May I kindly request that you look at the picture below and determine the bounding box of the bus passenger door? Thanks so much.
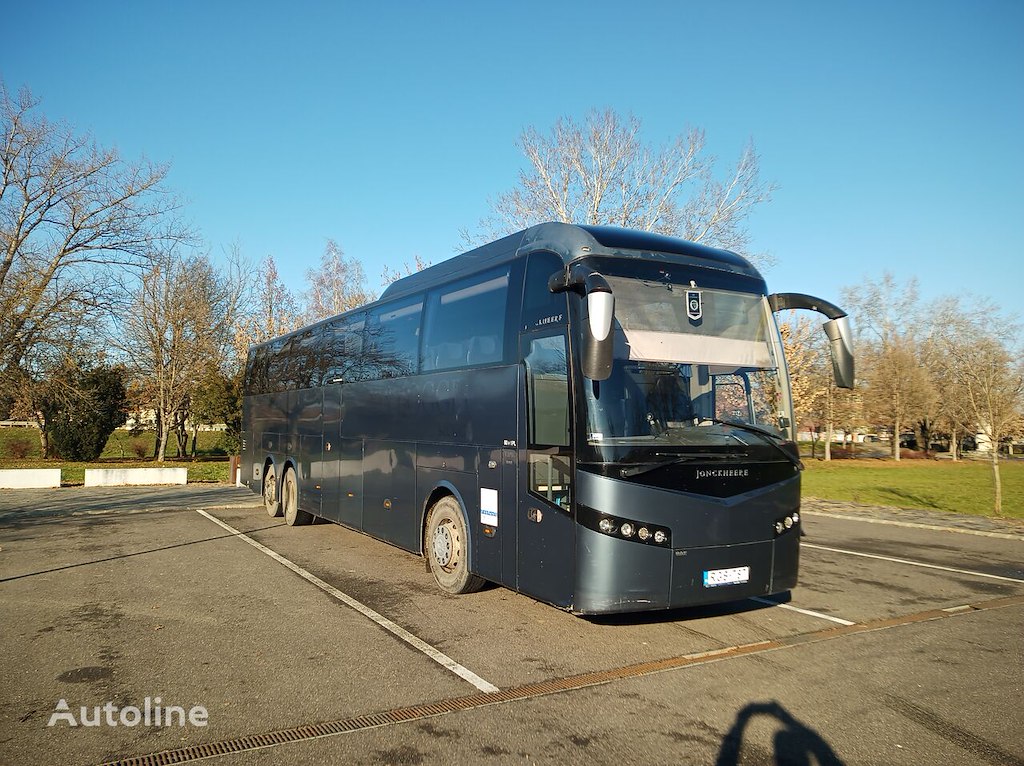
[517,333,576,607]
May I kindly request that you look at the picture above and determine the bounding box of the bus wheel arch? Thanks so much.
[263,459,282,518]
[424,493,484,595]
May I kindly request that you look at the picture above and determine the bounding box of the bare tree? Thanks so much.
[843,274,934,460]
[780,315,829,456]
[928,298,1023,514]
[117,249,243,462]
[381,254,430,287]
[468,109,775,263]
[0,82,183,382]
[301,239,370,323]
[231,253,301,364]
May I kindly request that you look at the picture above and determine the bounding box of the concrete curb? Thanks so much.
[0,469,61,489]
[83,467,188,487]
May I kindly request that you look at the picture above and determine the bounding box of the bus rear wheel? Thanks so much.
[426,496,484,595]
[282,467,313,526]
[264,464,282,518]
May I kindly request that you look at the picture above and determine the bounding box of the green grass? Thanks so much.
[801,459,1024,519]
[0,427,231,484]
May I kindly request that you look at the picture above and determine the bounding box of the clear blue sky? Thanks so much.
[3,1,1022,316]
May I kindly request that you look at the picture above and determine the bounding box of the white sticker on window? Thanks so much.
[480,488,498,527]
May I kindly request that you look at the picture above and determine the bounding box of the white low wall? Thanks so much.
[84,468,188,487]
[0,469,62,489]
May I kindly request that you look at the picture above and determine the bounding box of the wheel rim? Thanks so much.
[264,470,278,514]
[284,474,296,522]
[432,521,456,569]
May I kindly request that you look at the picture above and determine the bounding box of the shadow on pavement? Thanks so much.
[716,700,845,766]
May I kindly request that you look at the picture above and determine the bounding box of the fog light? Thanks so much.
[599,518,615,534]
[775,521,785,534]
[653,530,668,544]
[620,522,635,538]
[784,516,794,529]
[792,512,800,524]
[637,527,651,541]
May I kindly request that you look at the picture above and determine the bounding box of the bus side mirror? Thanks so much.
[550,264,614,381]
[823,315,855,389]
[768,292,856,389]
[583,290,614,381]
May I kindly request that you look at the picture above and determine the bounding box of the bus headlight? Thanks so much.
[774,512,801,537]
[579,506,670,546]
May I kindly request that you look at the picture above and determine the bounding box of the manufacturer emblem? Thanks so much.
[686,290,703,321]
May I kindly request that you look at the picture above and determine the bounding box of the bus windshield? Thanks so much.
[581,278,792,465]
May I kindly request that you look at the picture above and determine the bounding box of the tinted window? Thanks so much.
[265,338,290,391]
[290,327,324,389]
[525,334,570,447]
[522,251,567,331]
[243,346,268,395]
[364,296,422,379]
[322,313,366,385]
[524,333,572,508]
[422,267,509,372]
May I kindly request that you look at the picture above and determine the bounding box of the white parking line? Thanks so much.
[195,509,500,694]
[801,510,1024,542]
[748,597,856,626]
[803,543,1024,584]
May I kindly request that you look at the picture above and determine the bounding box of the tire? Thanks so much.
[425,496,484,595]
[282,467,313,527]
[263,463,283,518]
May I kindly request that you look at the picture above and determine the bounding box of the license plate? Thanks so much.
[703,566,750,588]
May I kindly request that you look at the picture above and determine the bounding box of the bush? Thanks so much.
[131,440,149,458]
[43,365,129,461]
[6,437,32,459]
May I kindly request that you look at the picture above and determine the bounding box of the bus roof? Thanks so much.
[379,222,762,302]
[249,223,764,354]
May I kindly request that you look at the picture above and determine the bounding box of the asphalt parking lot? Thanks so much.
[1,486,1022,765]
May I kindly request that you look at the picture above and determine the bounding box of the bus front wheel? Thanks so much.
[426,497,484,595]
[264,464,282,518]
[282,467,313,527]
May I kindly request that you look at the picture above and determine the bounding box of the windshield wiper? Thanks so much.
[618,451,747,479]
[699,418,803,470]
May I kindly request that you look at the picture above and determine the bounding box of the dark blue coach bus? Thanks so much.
[241,223,854,614]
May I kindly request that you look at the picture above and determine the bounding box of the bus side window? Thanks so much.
[522,251,567,331]
[525,334,572,509]
[322,313,365,385]
[245,346,265,395]
[266,339,290,392]
[422,266,509,371]
[292,327,323,390]
[364,297,422,379]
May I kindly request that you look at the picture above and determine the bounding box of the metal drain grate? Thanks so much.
[100,592,1024,766]
[99,643,776,766]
